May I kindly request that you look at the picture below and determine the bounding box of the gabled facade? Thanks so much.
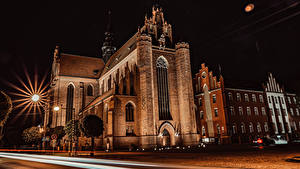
[46,5,198,150]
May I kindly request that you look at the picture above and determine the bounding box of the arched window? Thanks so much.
[66,84,74,123]
[249,122,254,133]
[216,124,221,135]
[202,126,206,136]
[257,123,262,133]
[87,85,93,96]
[241,123,246,133]
[156,57,172,120]
[125,103,134,122]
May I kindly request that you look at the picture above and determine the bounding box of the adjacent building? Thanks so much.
[194,65,300,144]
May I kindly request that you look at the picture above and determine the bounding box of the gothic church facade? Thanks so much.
[46,6,198,149]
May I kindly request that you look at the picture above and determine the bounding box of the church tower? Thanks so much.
[101,11,116,63]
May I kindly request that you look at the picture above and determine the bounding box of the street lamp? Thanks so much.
[245,3,255,13]
[53,106,60,112]
[31,94,40,102]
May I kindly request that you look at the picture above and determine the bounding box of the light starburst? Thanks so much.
[4,65,49,123]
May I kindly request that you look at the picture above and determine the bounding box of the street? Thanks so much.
[0,144,299,169]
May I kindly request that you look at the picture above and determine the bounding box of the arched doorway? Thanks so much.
[162,129,171,147]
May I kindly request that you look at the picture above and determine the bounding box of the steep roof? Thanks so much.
[59,53,105,79]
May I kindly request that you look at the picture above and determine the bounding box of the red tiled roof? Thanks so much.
[59,53,104,78]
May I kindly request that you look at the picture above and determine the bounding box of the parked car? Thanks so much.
[271,135,288,145]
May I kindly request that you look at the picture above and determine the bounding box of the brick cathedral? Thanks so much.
[45,5,300,150]
[45,5,198,150]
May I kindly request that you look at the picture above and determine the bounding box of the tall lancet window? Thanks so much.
[66,84,74,123]
[156,57,172,120]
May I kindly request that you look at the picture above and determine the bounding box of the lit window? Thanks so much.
[257,123,262,133]
[200,111,204,119]
[259,95,264,103]
[228,92,233,101]
[230,106,235,116]
[293,121,297,131]
[212,94,216,103]
[290,108,294,116]
[247,107,251,116]
[249,123,254,133]
[216,124,221,135]
[239,107,243,115]
[232,125,237,134]
[252,94,256,102]
[214,108,218,117]
[241,123,245,133]
[254,107,259,115]
[202,126,206,136]
[237,93,241,102]
[245,94,249,102]
[261,107,266,115]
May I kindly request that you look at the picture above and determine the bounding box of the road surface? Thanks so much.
[0,152,225,169]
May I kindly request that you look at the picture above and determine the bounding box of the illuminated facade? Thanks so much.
[46,5,198,150]
[194,65,300,144]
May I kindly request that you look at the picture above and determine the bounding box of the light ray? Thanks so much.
[23,66,35,95]
[8,92,30,98]
[13,73,33,95]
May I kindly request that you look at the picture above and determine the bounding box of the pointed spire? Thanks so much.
[101,10,116,63]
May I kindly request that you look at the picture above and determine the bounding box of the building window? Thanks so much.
[126,126,134,136]
[239,107,243,115]
[281,97,284,104]
[230,106,235,116]
[198,98,202,106]
[232,125,237,134]
[293,97,297,104]
[246,107,251,116]
[282,109,287,116]
[216,124,221,135]
[264,122,269,132]
[125,103,134,122]
[202,126,206,136]
[156,57,172,120]
[249,123,254,133]
[254,107,259,115]
[270,108,274,116]
[252,94,256,102]
[275,97,278,104]
[257,123,262,133]
[214,108,218,117]
[198,77,201,93]
[290,108,294,116]
[200,111,204,119]
[261,107,266,115]
[275,108,280,116]
[228,92,233,101]
[268,96,271,103]
[241,123,246,134]
[212,94,216,103]
[259,95,264,103]
[87,85,93,96]
[237,93,241,102]
[296,108,300,116]
[245,94,249,102]
[293,121,297,131]
[288,97,291,104]
[299,122,300,129]
[66,84,74,123]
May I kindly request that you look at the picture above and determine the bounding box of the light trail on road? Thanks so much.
[0,152,223,169]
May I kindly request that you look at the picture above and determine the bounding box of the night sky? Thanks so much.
[0,1,300,137]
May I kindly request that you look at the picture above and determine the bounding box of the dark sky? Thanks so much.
[0,1,300,101]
